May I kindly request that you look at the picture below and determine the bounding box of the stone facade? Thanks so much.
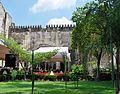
[0,2,76,68]
[0,2,12,38]
[0,2,12,66]
[9,24,75,50]
[0,2,74,50]
[0,2,111,70]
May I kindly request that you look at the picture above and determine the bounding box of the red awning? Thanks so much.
[48,53,64,62]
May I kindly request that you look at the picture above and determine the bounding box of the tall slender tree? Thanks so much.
[71,0,113,80]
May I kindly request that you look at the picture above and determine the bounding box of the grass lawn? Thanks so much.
[0,80,115,94]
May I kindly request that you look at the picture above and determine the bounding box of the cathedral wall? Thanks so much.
[9,24,75,50]
[0,3,12,40]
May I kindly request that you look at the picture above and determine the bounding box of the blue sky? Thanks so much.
[2,0,93,27]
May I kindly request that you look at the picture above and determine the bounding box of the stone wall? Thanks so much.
[9,24,75,50]
[0,2,12,38]
[0,2,74,50]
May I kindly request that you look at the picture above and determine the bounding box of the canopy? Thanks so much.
[0,44,9,60]
[34,47,68,53]
[48,53,71,62]
[34,47,70,62]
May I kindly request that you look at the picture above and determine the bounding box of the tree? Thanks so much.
[110,0,120,93]
[71,0,112,80]
[0,34,58,70]
[71,1,98,79]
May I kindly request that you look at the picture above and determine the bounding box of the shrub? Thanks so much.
[26,74,32,80]
[16,69,25,80]
[0,75,4,81]
[93,68,112,81]
[11,70,17,80]
[71,64,85,80]
[44,74,56,81]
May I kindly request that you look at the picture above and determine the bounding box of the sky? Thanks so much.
[1,0,93,27]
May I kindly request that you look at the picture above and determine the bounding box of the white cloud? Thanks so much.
[47,17,75,25]
[30,0,76,13]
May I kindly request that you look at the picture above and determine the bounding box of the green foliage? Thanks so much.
[110,0,120,47]
[93,67,112,80]
[71,0,111,52]
[90,61,97,68]
[11,70,17,81]
[0,75,4,81]
[34,50,58,64]
[71,0,118,80]
[0,34,31,63]
[71,64,84,74]
[17,69,25,75]
[44,75,56,81]
[0,34,58,65]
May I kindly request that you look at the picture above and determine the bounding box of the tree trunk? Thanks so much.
[96,49,102,81]
[116,48,120,94]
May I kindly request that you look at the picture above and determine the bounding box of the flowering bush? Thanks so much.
[34,72,64,80]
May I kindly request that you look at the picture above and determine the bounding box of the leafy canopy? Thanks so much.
[0,34,58,65]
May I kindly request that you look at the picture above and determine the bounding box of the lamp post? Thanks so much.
[31,49,34,94]
[61,52,67,94]
[31,35,35,94]
[109,25,115,88]
[108,0,115,88]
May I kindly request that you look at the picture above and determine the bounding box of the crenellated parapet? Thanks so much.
[8,23,75,49]
[9,23,42,32]
[9,23,76,33]
[46,24,75,31]
[46,24,75,28]
[10,25,42,29]
[45,24,75,31]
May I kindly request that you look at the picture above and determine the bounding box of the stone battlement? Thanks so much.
[10,25,42,29]
[46,24,75,28]
[9,23,75,32]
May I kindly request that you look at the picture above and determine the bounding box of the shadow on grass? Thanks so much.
[1,92,23,94]
[0,80,115,94]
